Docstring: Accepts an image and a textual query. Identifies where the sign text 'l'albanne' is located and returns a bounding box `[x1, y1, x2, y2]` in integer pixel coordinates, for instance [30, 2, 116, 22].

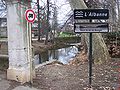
[74, 9, 109, 19]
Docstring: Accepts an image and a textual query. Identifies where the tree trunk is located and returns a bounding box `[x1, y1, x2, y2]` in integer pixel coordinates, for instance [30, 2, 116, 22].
[68, 0, 110, 64]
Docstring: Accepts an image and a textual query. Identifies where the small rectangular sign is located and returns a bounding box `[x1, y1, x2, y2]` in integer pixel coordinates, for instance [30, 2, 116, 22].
[74, 23, 109, 33]
[74, 9, 109, 19]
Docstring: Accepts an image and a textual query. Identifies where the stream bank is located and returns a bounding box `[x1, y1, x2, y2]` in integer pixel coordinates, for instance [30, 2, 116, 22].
[34, 45, 79, 65]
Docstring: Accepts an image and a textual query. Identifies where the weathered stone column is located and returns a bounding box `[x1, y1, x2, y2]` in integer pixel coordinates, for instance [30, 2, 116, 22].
[6, 0, 30, 83]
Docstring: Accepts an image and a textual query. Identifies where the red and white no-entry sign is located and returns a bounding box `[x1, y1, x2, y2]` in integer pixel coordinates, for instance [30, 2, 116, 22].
[25, 9, 36, 23]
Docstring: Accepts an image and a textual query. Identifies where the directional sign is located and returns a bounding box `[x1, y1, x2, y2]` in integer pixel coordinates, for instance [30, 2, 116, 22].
[74, 9, 109, 19]
[74, 23, 109, 33]
[25, 9, 36, 23]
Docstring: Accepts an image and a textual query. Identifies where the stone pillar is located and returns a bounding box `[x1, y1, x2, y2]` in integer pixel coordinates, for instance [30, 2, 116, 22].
[7, 1, 30, 83]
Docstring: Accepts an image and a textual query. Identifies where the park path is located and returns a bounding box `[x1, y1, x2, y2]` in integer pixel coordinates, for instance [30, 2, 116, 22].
[33, 58, 119, 90]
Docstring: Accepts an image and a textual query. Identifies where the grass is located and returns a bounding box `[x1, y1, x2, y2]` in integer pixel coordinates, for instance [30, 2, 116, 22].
[0, 58, 8, 70]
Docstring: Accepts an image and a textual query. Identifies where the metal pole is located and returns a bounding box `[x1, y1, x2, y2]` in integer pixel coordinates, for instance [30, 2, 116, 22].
[27, 21, 33, 84]
[89, 4, 93, 86]
[27, 0, 33, 85]
[29, 23, 33, 84]
[27, 21, 30, 82]
[37, 0, 40, 41]
[89, 19, 92, 86]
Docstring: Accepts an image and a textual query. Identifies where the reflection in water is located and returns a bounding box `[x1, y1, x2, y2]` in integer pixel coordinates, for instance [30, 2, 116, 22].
[34, 46, 78, 65]
[41, 50, 49, 62]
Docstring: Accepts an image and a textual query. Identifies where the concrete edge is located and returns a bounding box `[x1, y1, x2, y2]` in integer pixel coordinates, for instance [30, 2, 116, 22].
[35, 60, 58, 69]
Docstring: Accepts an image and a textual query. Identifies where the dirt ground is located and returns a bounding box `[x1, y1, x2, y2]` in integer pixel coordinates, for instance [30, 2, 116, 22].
[33, 58, 120, 90]
[0, 58, 119, 90]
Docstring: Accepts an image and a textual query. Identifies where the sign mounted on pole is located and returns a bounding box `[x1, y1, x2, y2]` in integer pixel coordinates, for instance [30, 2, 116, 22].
[74, 9, 109, 86]
[74, 9, 109, 19]
[25, 9, 36, 23]
[74, 23, 109, 33]
[25, 9, 36, 84]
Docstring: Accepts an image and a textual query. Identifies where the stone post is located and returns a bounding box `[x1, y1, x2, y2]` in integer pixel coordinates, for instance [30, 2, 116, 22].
[6, 0, 31, 83]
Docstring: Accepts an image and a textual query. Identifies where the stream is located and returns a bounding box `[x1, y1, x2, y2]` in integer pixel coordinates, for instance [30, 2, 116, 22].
[34, 45, 79, 65]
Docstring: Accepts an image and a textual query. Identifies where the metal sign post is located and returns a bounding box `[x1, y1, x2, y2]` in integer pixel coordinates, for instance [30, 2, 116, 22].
[29, 23, 33, 84]
[27, 22, 33, 84]
[26, 21, 30, 83]
[74, 9, 109, 87]
[25, 9, 36, 84]
[89, 20, 92, 86]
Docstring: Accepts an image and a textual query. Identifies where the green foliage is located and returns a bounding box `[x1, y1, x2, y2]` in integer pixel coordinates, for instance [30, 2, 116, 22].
[106, 31, 120, 37]
[0, 58, 8, 70]
[58, 32, 76, 37]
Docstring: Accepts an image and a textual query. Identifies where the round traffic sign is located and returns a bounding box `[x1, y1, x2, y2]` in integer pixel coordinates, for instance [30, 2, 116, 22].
[25, 9, 36, 23]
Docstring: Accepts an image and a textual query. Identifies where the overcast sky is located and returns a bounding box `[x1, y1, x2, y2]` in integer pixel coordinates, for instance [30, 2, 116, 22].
[38, 0, 71, 25]
[55, 0, 71, 25]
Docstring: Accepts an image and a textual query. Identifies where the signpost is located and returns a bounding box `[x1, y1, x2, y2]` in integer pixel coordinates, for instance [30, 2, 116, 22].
[74, 9, 109, 87]
[74, 9, 109, 19]
[25, 9, 36, 23]
[25, 9, 36, 84]
[74, 23, 109, 33]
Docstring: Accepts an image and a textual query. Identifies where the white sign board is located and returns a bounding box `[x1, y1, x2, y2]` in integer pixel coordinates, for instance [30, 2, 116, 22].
[74, 23, 109, 33]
